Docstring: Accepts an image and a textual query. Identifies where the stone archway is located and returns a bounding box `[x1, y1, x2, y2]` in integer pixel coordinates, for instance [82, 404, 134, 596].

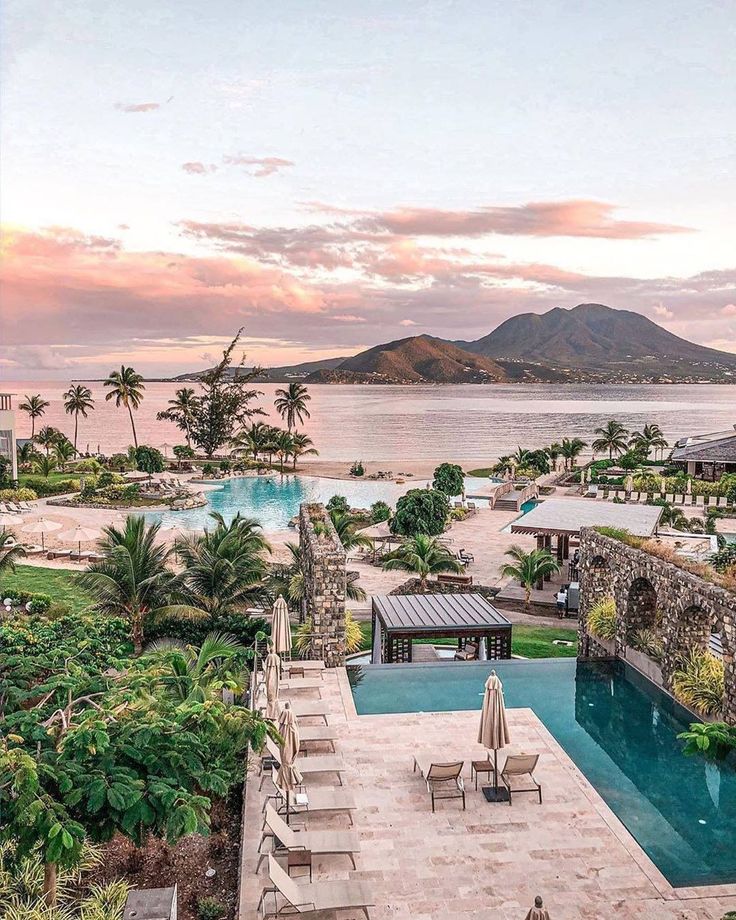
[624, 575, 658, 641]
[578, 552, 614, 656]
[661, 599, 715, 688]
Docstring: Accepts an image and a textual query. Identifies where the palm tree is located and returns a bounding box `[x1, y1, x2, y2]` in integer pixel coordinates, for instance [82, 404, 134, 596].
[268, 540, 365, 605]
[143, 632, 247, 702]
[382, 534, 463, 590]
[630, 422, 668, 461]
[35, 425, 61, 456]
[273, 430, 295, 473]
[290, 431, 319, 469]
[80, 515, 201, 654]
[18, 394, 49, 438]
[592, 420, 629, 460]
[53, 437, 76, 471]
[274, 382, 311, 433]
[62, 384, 94, 454]
[547, 442, 562, 468]
[329, 510, 374, 553]
[500, 545, 561, 606]
[104, 366, 145, 448]
[560, 437, 587, 471]
[32, 454, 57, 478]
[0, 529, 26, 576]
[175, 512, 271, 617]
[654, 502, 689, 531]
[156, 387, 199, 448]
[16, 441, 39, 469]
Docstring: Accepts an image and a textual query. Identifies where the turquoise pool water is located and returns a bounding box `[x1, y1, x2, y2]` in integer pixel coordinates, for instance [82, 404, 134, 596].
[147, 474, 492, 532]
[349, 658, 736, 888]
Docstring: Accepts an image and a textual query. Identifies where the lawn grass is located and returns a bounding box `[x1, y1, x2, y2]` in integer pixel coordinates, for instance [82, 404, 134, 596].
[354, 621, 577, 658]
[466, 467, 496, 477]
[18, 471, 79, 485]
[0, 564, 92, 614]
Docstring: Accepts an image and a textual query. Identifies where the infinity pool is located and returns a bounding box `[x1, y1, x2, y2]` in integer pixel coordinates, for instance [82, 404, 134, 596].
[349, 658, 736, 888]
[147, 474, 494, 532]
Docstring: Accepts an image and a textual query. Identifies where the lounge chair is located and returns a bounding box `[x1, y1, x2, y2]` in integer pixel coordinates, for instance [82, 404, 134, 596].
[695, 495, 705, 507]
[457, 548, 474, 565]
[286, 701, 330, 725]
[595, 490, 606, 501]
[263, 767, 357, 824]
[584, 484, 598, 498]
[46, 549, 72, 559]
[665, 493, 675, 504]
[412, 756, 465, 811]
[280, 678, 323, 697]
[454, 642, 478, 661]
[297, 725, 338, 752]
[716, 496, 726, 508]
[22, 544, 45, 556]
[258, 804, 360, 872]
[6, 502, 24, 514]
[630, 491, 640, 503]
[499, 753, 542, 805]
[0, 503, 19, 514]
[283, 660, 325, 679]
[466, 501, 477, 512]
[19, 501, 34, 511]
[263, 737, 345, 786]
[258, 853, 373, 920]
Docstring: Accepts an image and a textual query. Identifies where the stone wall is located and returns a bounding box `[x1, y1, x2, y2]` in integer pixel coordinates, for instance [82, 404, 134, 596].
[578, 528, 736, 723]
[298, 503, 347, 667]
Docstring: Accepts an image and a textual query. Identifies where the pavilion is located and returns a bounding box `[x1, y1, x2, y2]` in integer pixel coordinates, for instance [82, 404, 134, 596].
[371, 593, 512, 664]
[510, 498, 662, 587]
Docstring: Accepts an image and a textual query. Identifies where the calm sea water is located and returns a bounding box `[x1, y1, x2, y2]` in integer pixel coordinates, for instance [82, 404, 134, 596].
[3, 381, 734, 460]
[350, 658, 736, 888]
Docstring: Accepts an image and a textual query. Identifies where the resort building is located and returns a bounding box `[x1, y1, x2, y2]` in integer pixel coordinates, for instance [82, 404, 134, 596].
[671, 426, 736, 481]
[0, 392, 18, 482]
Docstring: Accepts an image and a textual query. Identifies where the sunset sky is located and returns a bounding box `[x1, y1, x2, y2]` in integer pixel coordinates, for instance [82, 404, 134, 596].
[1, 0, 734, 379]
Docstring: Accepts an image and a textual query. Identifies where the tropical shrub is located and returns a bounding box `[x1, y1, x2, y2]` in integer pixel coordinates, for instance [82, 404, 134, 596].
[144, 611, 269, 649]
[294, 610, 363, 655]
[132, 444, 165, 474]
[628, 628, 664, 661]
[586, 597, 617, 641]
[500, 545, 561, 606]
[370, 500, 391, 523]
[219, 459, 231, 473]
[326, 494, 350, 514]
[432, 463, 464, 497]
[671, 648, 724, 715]
[21, 477, 80, 497]
[677, 721, 736, 761]
[391, 488, 450, 537]
[107, 453, 132, 471]
[710, 543, 736, 574]
[350, 460, 365, 477]
[73, 458, 102, 473]
[96, 470, 125, 489]
[202, 462, 214, 475]
[514, 464, 542, 481]
[198, 896, 227, 920]
[0, 487, 37, 502]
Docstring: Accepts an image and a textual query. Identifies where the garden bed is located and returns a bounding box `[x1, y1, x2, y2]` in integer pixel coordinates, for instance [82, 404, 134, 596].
[89, 792, 243, 920]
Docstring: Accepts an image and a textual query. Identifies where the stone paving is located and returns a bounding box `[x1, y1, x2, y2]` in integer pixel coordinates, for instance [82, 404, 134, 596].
[239, 669, 736, 920]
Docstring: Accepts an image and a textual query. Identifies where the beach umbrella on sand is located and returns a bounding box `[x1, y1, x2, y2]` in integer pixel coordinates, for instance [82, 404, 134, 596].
[271, 596, 292, 656]
[277, 702, 303, 822]
[264, 645, 281, 720]
[24, 518, 62, 551]
[59, 524, 101, 560]
[478, 669, 511, 803]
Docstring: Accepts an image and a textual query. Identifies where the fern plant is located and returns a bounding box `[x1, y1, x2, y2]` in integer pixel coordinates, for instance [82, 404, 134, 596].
[671, 648, 725, 715]
[585, 597, 617, 641]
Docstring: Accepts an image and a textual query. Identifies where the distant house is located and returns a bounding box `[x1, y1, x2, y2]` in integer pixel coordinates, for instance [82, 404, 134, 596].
[671, 427, 736, 481]
[0, 393, 18, 481]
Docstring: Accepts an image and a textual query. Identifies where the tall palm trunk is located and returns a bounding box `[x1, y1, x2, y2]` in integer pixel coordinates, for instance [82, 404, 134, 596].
[132, 608, 144, 655]
[73, 413, 79, 453]
[127, 402, 138, 448]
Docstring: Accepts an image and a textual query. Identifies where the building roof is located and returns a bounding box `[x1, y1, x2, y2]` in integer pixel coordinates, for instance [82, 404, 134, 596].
[510, 499, 661, 537]
[671, 428, 736, 463]
[372, 593, 511, 633]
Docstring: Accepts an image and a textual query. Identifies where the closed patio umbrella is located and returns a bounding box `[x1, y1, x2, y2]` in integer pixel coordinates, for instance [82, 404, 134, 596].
[271, 596, 292, 656]
[478, 669, 511, 803]
[277, 702, 303, 822]
[24, 517, 61, 551]
[264, 645, 281, 720]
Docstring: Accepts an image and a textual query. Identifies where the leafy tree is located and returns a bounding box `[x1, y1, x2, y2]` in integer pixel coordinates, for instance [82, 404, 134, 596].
[16, 441, 40, 469]
[273, 430, 295, 473]
[382, 533, 462, 589]
[35, 425, 64, 456]
[547, 442, 562, 466]
[133, 444, 166, 475]
[157, 387, 200, 448]
[104, 366, 145, 448]
[432, 462, 465, 497]
[0, 528, 26, 576]
[232, 421, 272, 463]
[142, 632, 248, 702]
[592, 420, 629, 460]
[174, 512, 271, 617]
[63, 384, 94, 454]
[173, 444, 196, 469]
[329, 510, 373, 555]
[629, 422, 668, 460]
[500, 545, 561, 606]
[326, 494, 350, 514]
[274, 382, 311, 432]
[710, 542, 736, 574]
[19, 394, 50, 438]
[187, 331, 265, 457]
[390, 488, 450, 537]
[80, 515, 202, 654]
[53, 437, 76, 470]
[290, 431, 318, 468]
[33, 454, 58, 478]
[370, 500, 391, 523]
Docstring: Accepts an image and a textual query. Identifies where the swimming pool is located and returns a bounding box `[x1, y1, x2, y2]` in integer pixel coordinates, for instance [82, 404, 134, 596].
[147, 474, 492, 532]
[349, 658, 736, 888]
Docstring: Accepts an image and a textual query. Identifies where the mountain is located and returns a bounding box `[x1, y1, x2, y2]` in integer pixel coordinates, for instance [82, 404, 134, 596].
[305, 335, 572, 384]
[458, 303, 736, 380]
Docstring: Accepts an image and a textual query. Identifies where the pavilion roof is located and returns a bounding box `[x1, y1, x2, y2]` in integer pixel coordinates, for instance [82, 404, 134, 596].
[510, 498, 661, 537]
[372, 593, 511, 634]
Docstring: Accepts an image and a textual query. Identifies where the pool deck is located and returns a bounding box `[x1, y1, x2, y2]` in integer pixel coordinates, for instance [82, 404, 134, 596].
[239, 668, 736, 920]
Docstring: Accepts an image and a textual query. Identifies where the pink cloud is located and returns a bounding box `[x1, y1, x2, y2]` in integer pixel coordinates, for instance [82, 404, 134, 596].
[114, 102, 161, 113]
[222, 155, 294, 177]
[332, 314, 367, 323]
[652, 303, 674, 320]
[721, 303, 736, 316]
[182, 161, 219, 175]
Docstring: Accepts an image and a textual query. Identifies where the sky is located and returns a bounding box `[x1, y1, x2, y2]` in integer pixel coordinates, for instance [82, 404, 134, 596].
[1, 0, 734, 380]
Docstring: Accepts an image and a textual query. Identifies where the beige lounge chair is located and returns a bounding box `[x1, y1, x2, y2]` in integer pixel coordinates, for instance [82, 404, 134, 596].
[454, 642, 478, 661]
[258, 804, 360, 872]
[46, 549, 72, 559]
[263, 737, 345, 785]
[695, 495, 705, 507]
[297, 725, 338, 751]
[665, 493, 675, 504]
[258, 853, 373, 919]
[499, 753, 542, 805]
[280, 678, 323, 697]
[264, 767, 357, 824]
[412, 756, 465, 812]
[283, 660, 325, 680]
[595, 489, 606, 501]
[287, 701, 330, 725]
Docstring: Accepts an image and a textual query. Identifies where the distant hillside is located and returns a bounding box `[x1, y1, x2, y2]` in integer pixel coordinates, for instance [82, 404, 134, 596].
[305, 335, 573, 384]
[458, 303, 736, 380]
[172, 355, 348, 383]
